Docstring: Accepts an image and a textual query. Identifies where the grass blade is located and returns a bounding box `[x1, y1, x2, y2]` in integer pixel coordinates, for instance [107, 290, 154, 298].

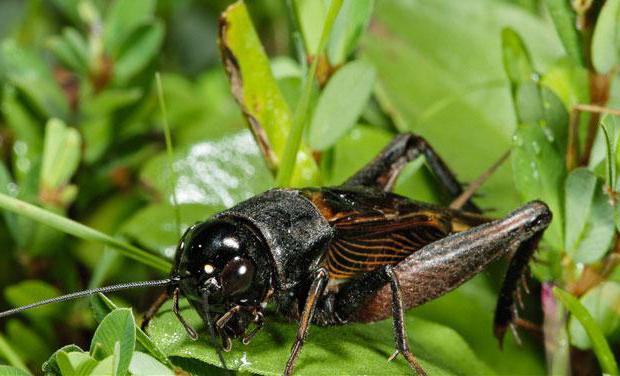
[0, 193, 171, 273]
[553, 286, 619, 375]
[155, 72, 181, 238]
[275, 0, 344, 187]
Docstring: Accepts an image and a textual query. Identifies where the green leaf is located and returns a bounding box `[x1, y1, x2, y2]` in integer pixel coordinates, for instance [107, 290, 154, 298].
[5, 280, 61, 319]
[103, 0, 156, 56]
[43, 345, 84, 376]
[112, 21, 164, 85]
[40, 118, 82, 193]
[218, 1, 319, 186]
[569, 282, 620, 350]
[501, 28, 535, 94]
[89, 355, 114, 375]
[47, 28, 89, 74]
[293, 0, 327, 55]
[308, 60, 376, 150]
[511, 82, 568, 250]
[327, 0, 374, 64]
[544, 0, 585, 66]
[128, 352, 174, 376]
[362, 0, 564, 214]
[140, 130, 273, 210]
[554, 287, 619, 376]
[0, 366, 32, 376]
[90, 308, 136, 376]
[57, 351, 97, 376]
[564, 168, 615, 263]
[0, 40, 69, 119]
[591, 0, 620, 74]
[90, 294, 172, 368]
[149, 300, 494, 375]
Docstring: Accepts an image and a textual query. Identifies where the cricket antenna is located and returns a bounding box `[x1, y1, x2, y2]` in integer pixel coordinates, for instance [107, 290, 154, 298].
[0, 278, 176, 318]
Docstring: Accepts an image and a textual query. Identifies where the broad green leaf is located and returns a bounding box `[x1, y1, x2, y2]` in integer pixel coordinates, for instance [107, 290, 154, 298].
[149, 300, 494, 376]
[0, 40, 69, 119]
[103, 0, 156, 57]
[362, 0, 564, 214]
[327, 0, 374, 64]
[569, 282, 620, 349]
[591, 0, 620, 74]
[90, 294, 172, 368]
[89, 355, 114, 375]
[40, 119, 82, 195]
[128, 352, 174, 376]
[293, 0, 327, 55]
[218, 1, 319, 186]
[90, 308, 135, 376]
[501, 28, 535, 93]
[5, 280, 61, 319]
[540, 58, 588, 109]
[112, 21, 164, 85]
[325, 124, 394, 185]
[308, 60, 376, 150]
[57, 351, 97, 376]
[43, 345, 84, 376]
[544, 0, 585, 66]
[0, 366, 31, 376]
[511, 82, 568, 250]
[415, 275, 546, 375]
[564, 168, 615, 263]
[140, 130, 273, 210]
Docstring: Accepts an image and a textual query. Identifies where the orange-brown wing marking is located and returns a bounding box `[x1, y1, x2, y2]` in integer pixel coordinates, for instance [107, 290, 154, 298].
[325, 210, 452, 280]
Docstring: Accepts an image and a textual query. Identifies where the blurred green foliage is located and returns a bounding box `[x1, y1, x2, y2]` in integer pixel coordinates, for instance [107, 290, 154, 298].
[0, 0, 620, 375]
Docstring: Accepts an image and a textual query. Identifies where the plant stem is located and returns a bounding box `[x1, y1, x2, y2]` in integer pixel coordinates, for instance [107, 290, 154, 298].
[0, 193, 171, 273]
[155, 72, 181, 238]
[0, 334, 30, 374]
[553, 286, 619, 376]
[275, 0, 343, 187]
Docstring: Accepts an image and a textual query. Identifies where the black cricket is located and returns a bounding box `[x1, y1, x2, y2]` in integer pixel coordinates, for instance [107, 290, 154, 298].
[0, 133, 551, 375]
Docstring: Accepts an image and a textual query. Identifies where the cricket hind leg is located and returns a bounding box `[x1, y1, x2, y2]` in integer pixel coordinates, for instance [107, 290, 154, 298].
[493, 230, 544, 346]
[333, 201, 551, 341]
[343, 132, 481, 213]
[386, 266, 428, 376]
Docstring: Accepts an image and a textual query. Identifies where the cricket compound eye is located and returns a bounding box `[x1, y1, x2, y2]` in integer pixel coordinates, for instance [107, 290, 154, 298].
[220, 257, 255, 296]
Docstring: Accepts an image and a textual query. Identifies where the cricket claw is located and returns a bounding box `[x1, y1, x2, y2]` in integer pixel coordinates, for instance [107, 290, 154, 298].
[387, 350, 427, 376]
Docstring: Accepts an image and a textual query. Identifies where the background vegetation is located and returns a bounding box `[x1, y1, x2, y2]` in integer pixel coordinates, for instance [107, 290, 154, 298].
[0, 0, 619, 374]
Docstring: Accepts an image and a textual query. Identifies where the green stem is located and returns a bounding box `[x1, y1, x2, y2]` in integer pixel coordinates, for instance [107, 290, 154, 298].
[0, 193, 171, 273]
[553, 286, 619, 376]
[0, 333, 30, 374]
[275, 0, 343, 187]
[155, 72, 181, 238]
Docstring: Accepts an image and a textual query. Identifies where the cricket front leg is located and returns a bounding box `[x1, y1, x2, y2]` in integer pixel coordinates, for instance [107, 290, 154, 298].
[141, 290, 170, 331]
[343, 133, 480, 213]
[386, 266, 427, 376]
[284, 268, 329, 376]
